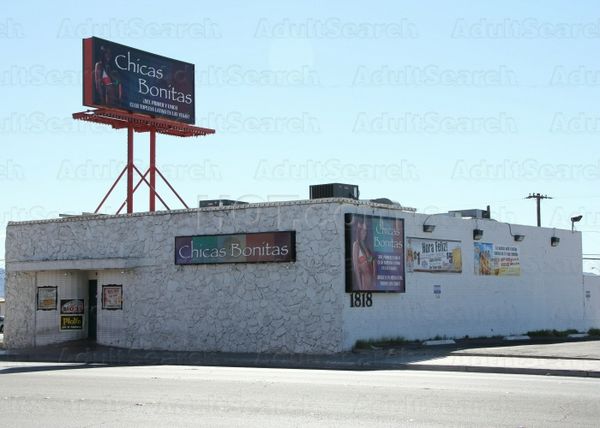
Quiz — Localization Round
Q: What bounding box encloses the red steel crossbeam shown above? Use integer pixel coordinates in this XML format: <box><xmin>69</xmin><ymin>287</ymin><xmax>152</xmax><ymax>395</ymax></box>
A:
<box><xmin>132</xmin><ymin>165</ymin><xmax>171</xmax><ymax>211</ymax></box>
<box><xmin>73</xmin><ymin>108</ymin><xmax>215</xmax><ymax>214</ymax></box>
<box><xmin>94</xmin><ymin>166</ymin><xmax>127</xmax><ymax>214</ymax></box>
<box><xmin>116</xmin><ymin>167</ymin><xmax>171</xmax><ymax>215</ymax></box>
<box><xmin>156</xmin><ymin>168</ymin><xmax>190</xmax><ymax>209</ymax></box>
<box><xmin>116</xmin><ymin>168</ymin><xmax>150</xmax><ymax>215</ymax></box>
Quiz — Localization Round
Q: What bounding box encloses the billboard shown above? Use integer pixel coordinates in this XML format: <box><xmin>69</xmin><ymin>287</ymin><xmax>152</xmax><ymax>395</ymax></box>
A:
<box><xmin>407</xmin><ymin>238</ymin><xmax>462</xmax><ymax>273</ymax></box>
<box><xmin>83</xmin><ymin>37</ymin><xmax>195</xmax><ymax>124</ymax></box>
<box><xmin>345</xmin><ymin>214</ymin><xmax>405</xmax><ymax>293</ymax></box>
<box><xmin>474</xmin><ymin>243</ymin><xmax>521</xmax><ymax>276</ymax></box>
<box><xmin>175</xmin><ymin>231</ymin><xmax>296</xmax><ymax>265</ymax></box>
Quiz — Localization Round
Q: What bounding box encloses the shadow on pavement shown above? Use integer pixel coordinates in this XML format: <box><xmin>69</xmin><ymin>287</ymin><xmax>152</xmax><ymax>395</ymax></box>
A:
<box><xmin>0</xmin><ymin>362</ymin><xmax>103</xmax><ymax>375</ymax></box>
<box><xmin>2</xmin><ymin>338</ymin><xmax>599</xmax><ymax>374</ymax></box>
<box><xmin>0</xmin><ymin>339</ymin><xmax>455</xmax><ymax>371</ymax></box>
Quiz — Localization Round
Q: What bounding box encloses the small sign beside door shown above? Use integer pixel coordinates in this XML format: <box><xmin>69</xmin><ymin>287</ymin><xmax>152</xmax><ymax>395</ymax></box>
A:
<box><xmin>60</xmin><ymin>299</ymin><xmax>84</xmax><ymax>331</ymax></box>
<box><xmin>61</xmin><ymin>316</ymin><xmax>83</xmax><ymax>330</ymax></box>
<box><xmin>102</xmin><ymin>285</ymin><xmax>123</xmax><ymax>310</ymax></box>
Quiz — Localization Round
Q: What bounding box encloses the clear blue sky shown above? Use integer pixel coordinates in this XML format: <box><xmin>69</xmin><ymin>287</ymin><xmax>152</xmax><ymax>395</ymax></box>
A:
<box><xmin>1</xmin><ymin>1</ymin><xmax>599</xmax><ymax>271</ymax></box>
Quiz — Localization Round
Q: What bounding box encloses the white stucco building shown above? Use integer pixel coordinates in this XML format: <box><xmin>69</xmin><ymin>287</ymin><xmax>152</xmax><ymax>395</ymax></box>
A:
<box><xmin>4</xmin><ymin>198</ymin><xmax>599</xmax><ymax>353</ymax></box>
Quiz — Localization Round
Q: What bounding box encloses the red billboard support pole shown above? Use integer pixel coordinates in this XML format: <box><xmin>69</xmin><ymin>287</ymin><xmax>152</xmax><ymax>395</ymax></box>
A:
<box><xmin>73</xmin><ymin>108</ymin><xmax>215</xmax><ymax>215</ymax></box>
<box><xmin>127</xmin><ymin>124</ymin><xmax>134</xmax><ymax>214</ymax></box>
<box><xmin>149</xmin><ymin>127</ymin><xmax>156</xmax><ymax>212</ymax></box>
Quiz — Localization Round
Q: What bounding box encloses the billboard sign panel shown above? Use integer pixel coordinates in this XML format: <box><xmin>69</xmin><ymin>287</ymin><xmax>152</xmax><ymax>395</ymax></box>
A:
<box><xmin>345</xmin><ymin>214</ymin><xmax>405</xmax><ymax>293</ymax></box>
<box><xmin>175</xmin><ymin>231</ymin><xmax>296</xmax><ymax>265</ymax></box>
<box><xmin>474</xmin><ymin>243</ymin><xmax>521</xmax><ymax>276</ymax></box>
<box><xmin>407</xmin><ymin>238</ymin><xmax>462</xmax><ymax>273</ymax></box>
<box><xmin>83</xmin><ymin>37</ymin><xmax>195</xmax><ymax>124</ymax></box>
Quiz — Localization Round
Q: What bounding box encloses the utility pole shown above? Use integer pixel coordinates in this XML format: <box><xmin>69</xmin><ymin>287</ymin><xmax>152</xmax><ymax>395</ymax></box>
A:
<box><xmin>526</xmin><ymin>193</ymin><xmax>552</xmax><ymax>227</ymax></box>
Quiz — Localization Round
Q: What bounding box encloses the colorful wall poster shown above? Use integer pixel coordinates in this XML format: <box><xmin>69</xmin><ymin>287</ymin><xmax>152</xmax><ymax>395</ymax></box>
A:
<box><xmin>407</xmin><ymin>238</ymin><xmax>462</xmax><ymax>273</ymax></box>
<box><xmin>474</xmin><ymin>243</ymin><xmax>520</xmax><ymax>276</ymax></box>
<box><xmin>345</xmin><ymin>214</ymin><xmax>405</xmax><ymax>293</ymax></box>
<box><xmin>493</xmin><ymin>244</ymin><xmax>521</xmax><ymax>276</ymax></box>
<box><xmin>102</xmin><ymin>285</ymin><xmax>123</xmax><ymax>310</ymax></box>
<box><xmin>37</xmin><ymin>286</ymin><xmax>57</xmax><ymax>311</ymax></box>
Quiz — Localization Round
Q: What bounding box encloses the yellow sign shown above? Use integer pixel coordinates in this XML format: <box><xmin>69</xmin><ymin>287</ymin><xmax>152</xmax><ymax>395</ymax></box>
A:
<box><xmin>61</xmin><ymin>315</ymin><xmax>83</xmax><ymax>330</ymax></box>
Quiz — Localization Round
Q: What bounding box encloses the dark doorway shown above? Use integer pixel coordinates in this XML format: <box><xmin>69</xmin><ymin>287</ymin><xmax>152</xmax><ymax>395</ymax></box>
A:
<box><xmin>88</xmin><ymin>280</ymin><xmax>97</xmax><ymax>340</ymax></box>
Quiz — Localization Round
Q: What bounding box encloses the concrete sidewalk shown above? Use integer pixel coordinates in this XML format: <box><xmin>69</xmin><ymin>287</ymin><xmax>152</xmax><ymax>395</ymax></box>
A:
<box><xmin>1</xmin><ymin>339</ymin><xmax>600</xmax><ymax>378</ymax></box>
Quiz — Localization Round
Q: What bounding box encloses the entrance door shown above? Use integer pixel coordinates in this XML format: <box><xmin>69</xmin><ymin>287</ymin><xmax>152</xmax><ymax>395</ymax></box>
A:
<box><xmin>88</xmin><ymin>280</ymin><xmax>97</xmax><ymax>340</ymax></box>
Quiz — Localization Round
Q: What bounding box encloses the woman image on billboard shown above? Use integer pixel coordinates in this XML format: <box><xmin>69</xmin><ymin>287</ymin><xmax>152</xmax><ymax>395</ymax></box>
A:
<box><xmin>94</xmin><ymin>45</ymin><xmax>122</xmax><ymax>106</ymax></box>
<box><xmin>352</xmin><ymin>216</ymin><xmax>376</xmax><ymax>290</ymax></box>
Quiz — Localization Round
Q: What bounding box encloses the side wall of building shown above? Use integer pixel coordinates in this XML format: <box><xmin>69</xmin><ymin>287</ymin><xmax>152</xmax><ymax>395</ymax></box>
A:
<box><xmin>584</xmin><ymin>275</ymin><xmax>600</xmax><ymax>331</ymax></box>
<box><xmin>341</xmin><ymin>207</ymin><xmax>586</xmax><ymax>348</ymax></box>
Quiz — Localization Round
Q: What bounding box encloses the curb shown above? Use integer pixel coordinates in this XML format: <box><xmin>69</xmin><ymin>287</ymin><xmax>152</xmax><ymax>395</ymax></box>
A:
<box><xmin>398</xmin><ymin>364</ymin><xmax>600</xmax><ymax>378</ymax></box>
<box><xmin>453</xmin><ymin>351</ymin><xmax>600</xmax><ymax>362</ymax></box>
<box><xmin>2</xmin><ymin>351</ymin><xmax>600</xmax><ymax>379</ymax></box>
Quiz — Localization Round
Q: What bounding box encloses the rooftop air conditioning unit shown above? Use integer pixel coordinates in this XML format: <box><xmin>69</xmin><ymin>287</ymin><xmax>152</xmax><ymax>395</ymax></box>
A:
<box><xmin>309</xmin><ymin>183</ymin><xmax>359</xmax><ymax>200</ymax></box>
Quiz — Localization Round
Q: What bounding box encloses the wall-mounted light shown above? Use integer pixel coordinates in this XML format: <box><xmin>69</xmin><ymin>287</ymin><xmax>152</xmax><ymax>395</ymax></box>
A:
<box><xmin>551</xmin><ymin>236</ymin><xmax>560</xmax><ymax>247</ymax></box>
<box><xmin>422</xmin><ymin>214</ymin><xmax>437</xmax><ymax>233</ymax></box>
<box><xmin>473</xmin><ymin>228</ymin><xmax>484</xmax><ymax>240</ymax></box>
<box><xmin>507</xmin><ymin>223</ymin><xmax>525</xmax><ymax>242</ymax></box>
<box><xmin>571</xmin><ymin>215</ymin><xmax>583</xmax><ymax>232</ymax></box>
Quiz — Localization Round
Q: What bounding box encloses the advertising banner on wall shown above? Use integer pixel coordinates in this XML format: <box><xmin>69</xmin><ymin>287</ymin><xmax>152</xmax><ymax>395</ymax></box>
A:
<box><xmin>407</xmin><ymin>238</ymin><xmax>462</xmax><ymax>273</ymax></box>
<box><xmin>60</xmin><ymin>299</ymin><xmax>85</xmax><ymax>315</ymax></box>
<box><xmin>60</xmin><ymin>299</ymin><xmax>85</xmax><ymax>331</ymax></box>
<box><xmin>102</xmin><ymin>285</ymin><xmax>123</xmax><ymax>310</ymax></box>
<box><xmin>37</xmin><ymin>286</ymin><xmax>57</xmax><ymax>311</ymax></box>
<box><xmin>474</xmin><ymin>243</ymin><xmax>521</xmax><ymax>276</ymax></box>
<box><xmin>175</xmin><ymin>231</ymin><xmax>296</xmax><ymax>265</ymax></box>
<box><xmin>83</xmin><ymin>37</ymin><xmax>195</xmax><ymax>124</ymax></box>
<box><xmin>61</xmin><ymin>316</ymin><xmax>83</xmax><ymax>330</ymax></box>
<box><xmin>345</xmin><ymin>214</ymin><xmax>405</xmax><ymax>293</ymax></box>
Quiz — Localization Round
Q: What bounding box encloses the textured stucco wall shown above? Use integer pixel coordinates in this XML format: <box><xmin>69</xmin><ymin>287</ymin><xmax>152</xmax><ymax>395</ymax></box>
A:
<box><xmin>6</xmin><ymin>201</ymin><xmax>347</xmax><ymax>353</ymax></box>
<box><xmin>4</xmin><ymin>200</ymin><xmax>591</xmax><ymax>353</ymax></box>
<box><xmin>4</xmin><ymin>271</ymin><xmax>36</xmax><ymax>348</ymax></box>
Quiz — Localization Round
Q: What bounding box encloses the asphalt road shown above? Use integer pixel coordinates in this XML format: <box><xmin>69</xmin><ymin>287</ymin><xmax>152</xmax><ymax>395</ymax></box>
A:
<box><xmin>1</xmin><ymin>363</ymin><xmax>599</xmax><ymax>427</ymax></box>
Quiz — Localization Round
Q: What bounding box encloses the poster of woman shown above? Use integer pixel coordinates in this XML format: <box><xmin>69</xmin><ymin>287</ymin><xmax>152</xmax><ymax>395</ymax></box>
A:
<box><xmin>345</xmin><ymin>214</ymin><xmax>405</xmax><ymax>293</ymax></box>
